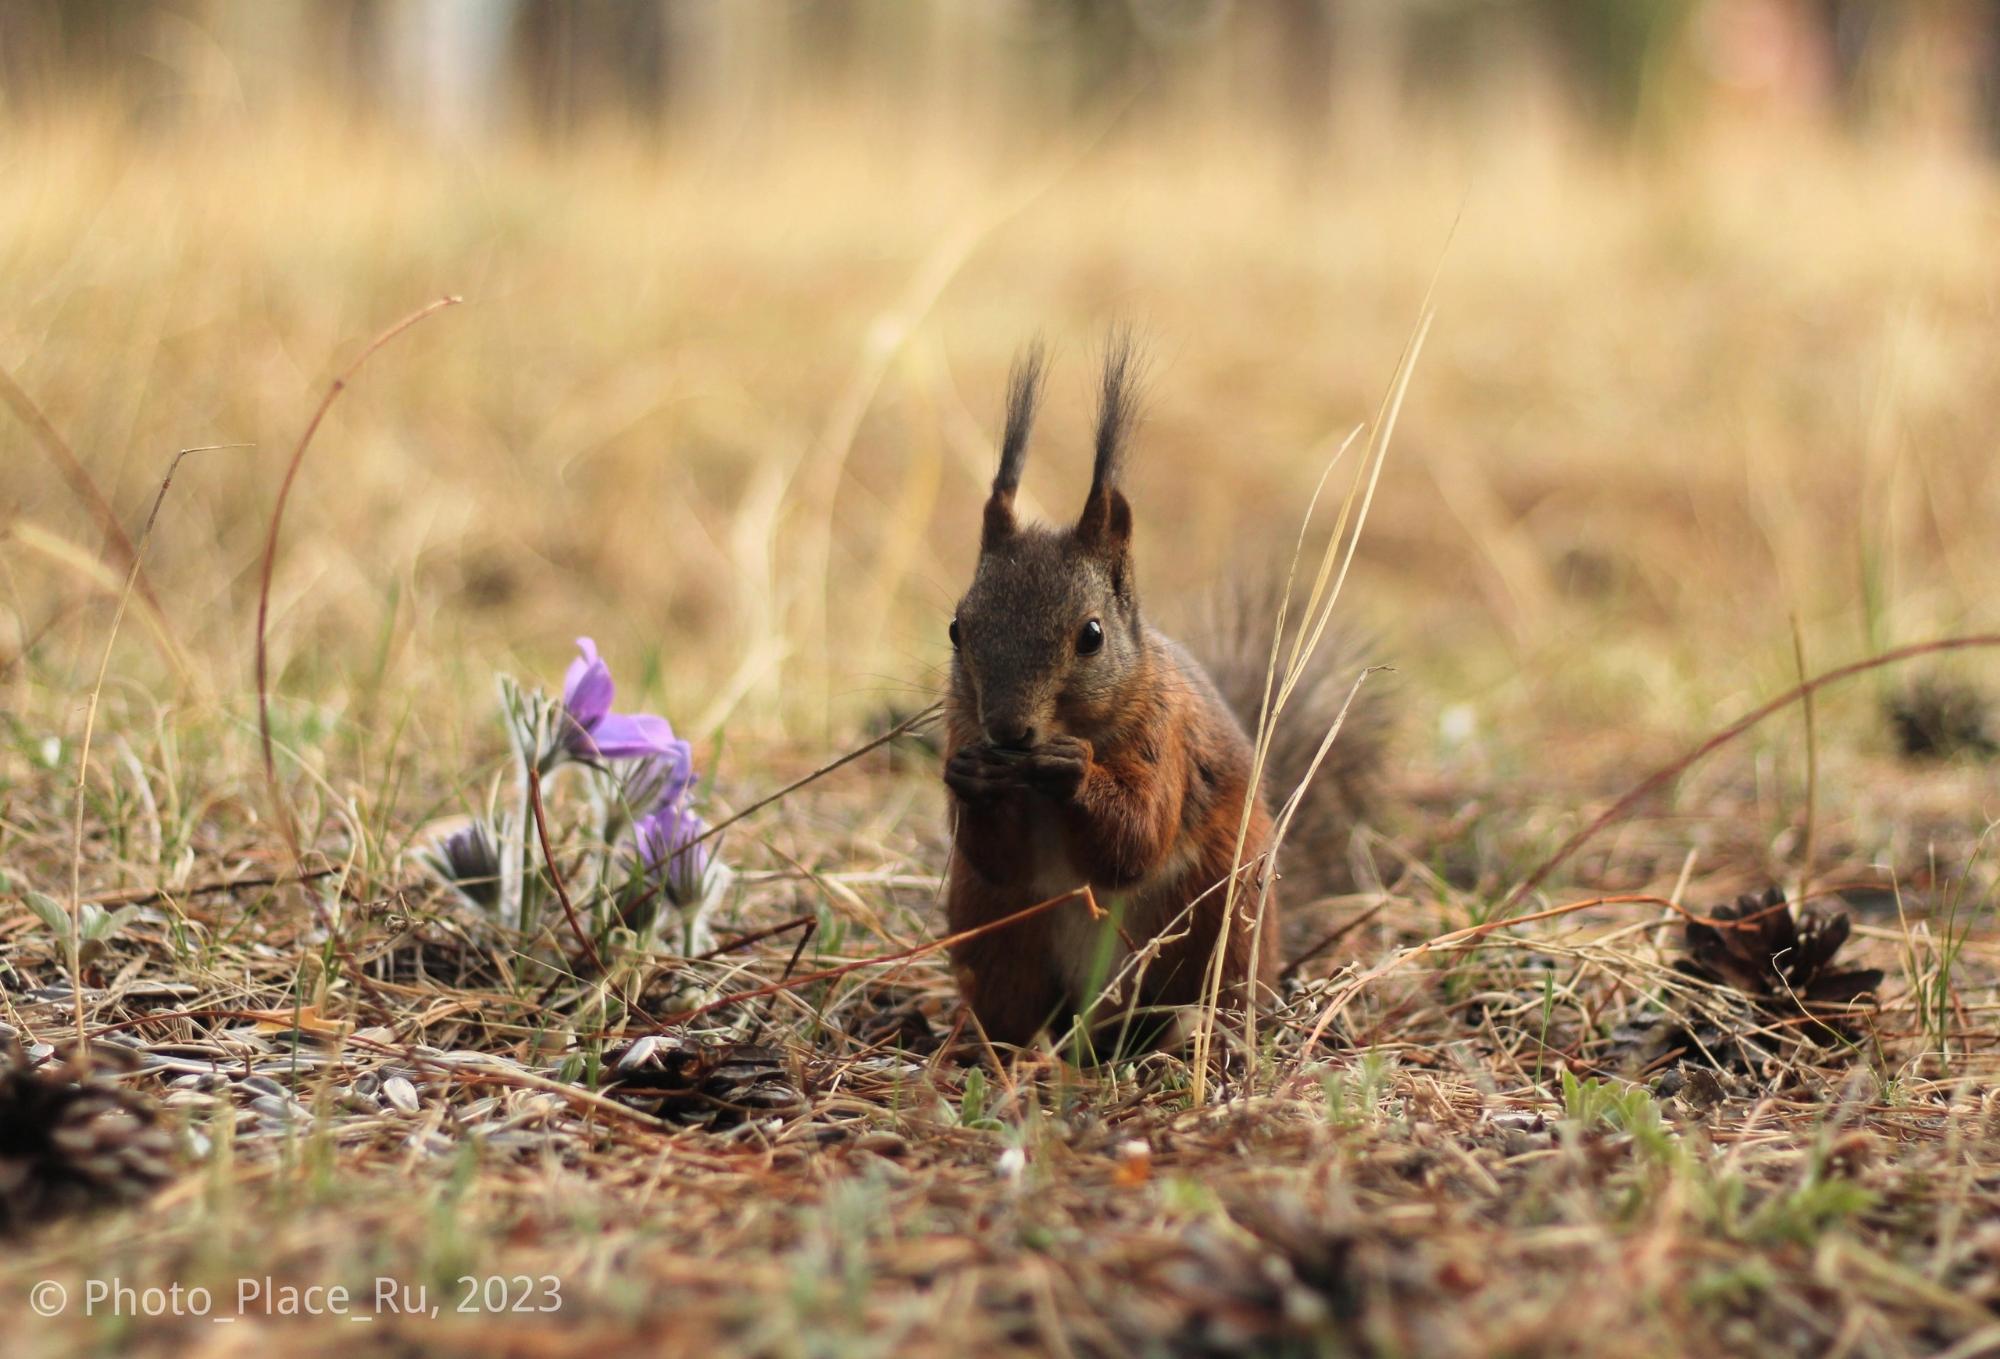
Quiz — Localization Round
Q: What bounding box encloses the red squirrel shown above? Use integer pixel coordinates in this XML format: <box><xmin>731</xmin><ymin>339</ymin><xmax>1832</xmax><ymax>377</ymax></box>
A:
<box><xmin>942</xmin><ymin>340</ymin><xmax>1382</xmax><ymax>1050</ymax></box>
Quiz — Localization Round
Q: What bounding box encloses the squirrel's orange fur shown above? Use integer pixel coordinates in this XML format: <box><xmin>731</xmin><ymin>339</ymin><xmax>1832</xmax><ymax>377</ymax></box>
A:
<box><xmin>942</xmin><ymin>340</ymin><xmax>1288</xmax><ymax>1050</ymax></box>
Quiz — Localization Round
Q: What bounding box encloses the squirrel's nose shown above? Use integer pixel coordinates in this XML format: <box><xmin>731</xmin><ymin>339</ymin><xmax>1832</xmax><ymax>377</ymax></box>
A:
<box><xmin>986</xmin><ymin>721</ymin><xmax>1038</xmax><ymax>751</ymax></box>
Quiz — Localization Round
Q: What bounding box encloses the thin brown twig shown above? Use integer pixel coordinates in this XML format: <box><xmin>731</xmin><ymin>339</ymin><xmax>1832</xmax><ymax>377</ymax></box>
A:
<box><xmin>1500</xmin><ymin>633</ymin><xmax>2000</xmax><ymax>916</ymax></box>
<box><xmin>342</xmin><ymin>1033</ymin><xmax>682</xmax><ymax>1138</ymax></box>
<box><xmin>79</xmin><ymin>866</ymin><xmax>342</xmax><ymax>909</ymax></box>
<box><xmin>1279</xmin><ymin>898</ymin><xmax>1391</xmax><ymax>981</ymax></box>
<box><xmin>693</xmin><ymin>913</ymin><xmax>818</xmax><ymax>961</ymax></box>
<box><xmin>79</xmin><ymin>1007</ymin><xmax>331</xmax><ymax>1041</ymax></box>
<box><xmin>684</xmin><ymin>703</ymin><xmax>941</xmax><ymax>852</ymax></box>
<box><xmin>255</xmin><ymin>297</ymin><xmax>461</xmax><ymax>870</ymax></box>
<box><xmin>526</xmin><ymin>767</ymin><xmax>644</xmax><ymax>1025</ymax></box>
<box><xmin>745</xmin><ymin>919</ymin><xmax>821</xmax><ymax>1046</ymax></box>
<box><xmin>779</xmin><ymin>921</ymin><xmax>819</xmax><ymax>981</ymax></box>
<box><xmin>661</xmin><ymin>885</ymin><xmax>1098</xmax><ymax>1027</ymax></box>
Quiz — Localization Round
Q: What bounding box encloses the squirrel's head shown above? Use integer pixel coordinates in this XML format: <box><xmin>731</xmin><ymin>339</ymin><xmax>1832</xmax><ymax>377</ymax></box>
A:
<box><xmin>949</xmin><ymin>339</ymin><xmax>1145</xmax><ymax>750</ymax></box>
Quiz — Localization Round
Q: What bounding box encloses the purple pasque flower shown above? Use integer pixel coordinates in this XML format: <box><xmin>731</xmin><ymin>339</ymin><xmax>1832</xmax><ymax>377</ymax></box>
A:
<box><xmin>560</xmin><ymin>637</ymin><xmax>689</xmax><ymax>765</ymax></box>
<box><xmin>634</xmin><ymin>802</ymin><xmax>712</xmax><ymax>905</ymax></box>
<box><xmin>424</xmin><ymin>819</ymin><xmax>501</xmax><ymax>910</ymax></box>
<box><xmin>562</xmin><ymin>638</ymin><xmax>615</xmax><ymax>729</ymax></box>
<box><xmin>626</xmin><ymin>745</ymin><xmax>696</xmax><ymax>823</ymax></box>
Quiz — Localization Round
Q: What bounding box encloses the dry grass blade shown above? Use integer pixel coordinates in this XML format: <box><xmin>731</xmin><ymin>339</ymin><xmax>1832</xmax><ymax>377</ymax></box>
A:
<box><xmin>253</xmin><ymin>296</ymin><xmax>461</xmax><ymax>872</ymax></box>
<box><xmin>1190</xmin><ymin>304</ymin><xmax>1436</xmax><ymax>1099</ymax></box>
<box><xmin>1278</xmin><ymin>898</ymin><xmax>1390</xmax><ymax>982</ymax></box>
<box><xmin>64</xmin><ymin>444</ymin><xmax>234</xmax><ymax>1053</ymax></box>
<box><xmin>79</xmin><ymin>867</ymin><xmax>340</xmax><ymax>909</ymax></box>
<box><xmin>1241</xmin><ymin>663</ymin><xmax>1387</xmax><ymax>1006</ymax></box>
<box><xmin>1293</xmin><ymin>893</ymin><xmax>1684</xmax><ymax>1054</ymax></box>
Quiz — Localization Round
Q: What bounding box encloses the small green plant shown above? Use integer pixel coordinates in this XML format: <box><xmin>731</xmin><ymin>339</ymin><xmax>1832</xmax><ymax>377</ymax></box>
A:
<box><xmin>1687</xmin><ymin>1258</ymin><xmax>1777</xmax><ymax>1311</ymax></box>
<box><xmin>1900</xmin><ymin>837</ymin><xmax>1994</xmax><ymax>1074</ymax></box>
<box><xmin>1323</xmin><ymin>1051</ymin><xmax>1392</xmax><ymax>1128</ymax></box>
<box><xmin>1559</xmin><ymin>1069</ymin><xmax>1669</xmax><ymax>1155</ymax></box>
<box><xmin>420</xmin><ymin>1140</ymin><xmax>484</xmax><ymax>1290</ymax></box>
<box><xmin>1559</xmin><ymin>1068</ymin><xmax>1618</xmax><ymax>1128</ymax></box>
<box><xmin>785</xmin><ymin>1177</ymin><xmax>886</xmax><ymax>1329</ymax></box>
<box><xmin>1749</xmin><ymin>1173</ymin><xmax>1877</xmax><ymax>1246</ymax></box>
<box><xmin>1160</xmin><ymin>1176</ymin><xmax>1222</xmax><ymax>1217</ymax></box>
<box><xmin>23</xmin><ymin>889</ymin><xmax>141</xmax><ymax>967</ymax></box>
<box><xmin>958</xmin><ymin>1067</ymin><xmax>1002</xmax><ymax>1132</ymax></box>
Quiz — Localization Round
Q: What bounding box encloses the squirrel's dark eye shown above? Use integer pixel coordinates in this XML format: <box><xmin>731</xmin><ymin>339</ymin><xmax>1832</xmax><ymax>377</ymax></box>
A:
<box><xmin>1077</xmin><ymin>618</ymin><xmax>1104</xmax><ymax>656</ymax></box>
<box><xmin>949</xmin><ymin>618</ymin><xmax>962</xmax><ymax>650</ymax></box>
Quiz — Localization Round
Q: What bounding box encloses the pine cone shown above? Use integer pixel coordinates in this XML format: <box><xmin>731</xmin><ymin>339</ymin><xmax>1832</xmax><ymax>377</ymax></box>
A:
<box><xmin>851</xmin><ymin>986</ymin><xmax>943</xmax><ymax>1054</ymax></box>
<box><xmin>599</xmin><ymin>1034</ymin><xmax>807</xmax><ymax>1129</ymax></box>
<box><xmin>0</xmin><ymin>1041</ymin><xmax>175</xmax><ymax>1233</ymax></box>
<box><xmin>1887</xmin><ymin>679</ymin><xmax>1997</xmax><ymax>761</ymax></box>
<box><xmin>1679</xmin><ymin>887</ymin><xmax>1884</xmax><ymax>1011</ymax></box>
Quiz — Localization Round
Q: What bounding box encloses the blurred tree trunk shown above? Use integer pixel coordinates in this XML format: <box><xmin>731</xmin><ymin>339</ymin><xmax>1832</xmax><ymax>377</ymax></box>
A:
<box><xmin>1273</xmin><ymin>0</ymin><xmax>1337</xmax><ymax>158</ymax></box>
<box><xmin>510</xmin><ymin>0</ymin><xmax>672</xmax><ymax>135</ymax></box>
<box><xmin>307</xmin><ymin>0</ymin><xmax>389</xmax><ymax>107</ymax></box>
<box><xmin>1982</xmin><ymin>0</ymin><xmax>2000</xmax><ymax>151</ymax></box>
<box><xmin>0</xmin><ymin>0</ymin><xmax>143</xmax><ymax>110</ymax></box>
<box><xmin>1531</xmin><ymin>0</ymin><xmax>1699</xmax><ymax>138</ymax></box>
<box><xmin>1813</xmin><ymin>0</ymin><xmax>1878</xmax><ymax>123</ymax></box>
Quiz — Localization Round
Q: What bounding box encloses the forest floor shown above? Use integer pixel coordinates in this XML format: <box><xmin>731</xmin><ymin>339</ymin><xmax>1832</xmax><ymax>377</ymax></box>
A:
<box><xmin>3</xmin><ymin>109</ymin><xmax>1999</xmax><ymax>1357</ymax></box>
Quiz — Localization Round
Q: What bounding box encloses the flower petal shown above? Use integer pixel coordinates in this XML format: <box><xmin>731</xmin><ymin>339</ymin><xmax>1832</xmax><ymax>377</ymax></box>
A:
<box><xmin>636</xmin><ymin>804</ymin><xmax>711</xmax><ymax>888</ymax></box>
<box><xmin>424</xmin><ymin>820</ymin><xmax>501</xmax><ymax>910</ymax></box>
<box><xmin>631</xmin><ymin>744</ymin><xmax>696</xmax><ymax>811</ymax></box>
<box><xmin>561</xmin><ymin>637</ymin><xmax>614</xmax><ymax>728</ymax></box>
<box><xmin>586</xmin><ymin>712</ymin><xmax>683</xmax><ymax>761</ymax></box>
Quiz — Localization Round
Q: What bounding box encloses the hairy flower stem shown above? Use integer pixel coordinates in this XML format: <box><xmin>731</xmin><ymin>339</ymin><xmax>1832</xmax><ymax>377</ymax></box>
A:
<box><xmin>500</xmin><ymin>758</ymin><xmax>530</xmax><ymax>933</ymax></box>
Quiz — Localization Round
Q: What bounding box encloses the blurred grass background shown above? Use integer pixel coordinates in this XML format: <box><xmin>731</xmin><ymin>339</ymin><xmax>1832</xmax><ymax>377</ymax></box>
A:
<box><xmin>2</xmin><ymin>0</ymin><xmax>1997</xmax><ymax>776</ymax></box>
<box><xmin>4</xmin><ymin>17</ymin><xmax>1997</xmax><ymax>1353</ymax></box>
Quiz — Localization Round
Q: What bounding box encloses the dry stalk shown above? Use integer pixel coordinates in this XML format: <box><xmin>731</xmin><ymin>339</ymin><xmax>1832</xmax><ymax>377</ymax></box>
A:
<box><xmin>255</xmin><ymin>297</ymin><xmax>461</xmax><ymax>881</ymax></box>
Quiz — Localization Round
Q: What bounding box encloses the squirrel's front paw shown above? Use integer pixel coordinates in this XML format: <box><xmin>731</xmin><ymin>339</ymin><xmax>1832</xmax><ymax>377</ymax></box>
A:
<box><xmin>944</xmin><ymin>745</ymin><xmax>1026</xmax><ymax>803</ymax></box>
<box><xmin>1015</xmin><ymin>735</ymin><xmax>1090</xmax><ymax>795</ymax></box>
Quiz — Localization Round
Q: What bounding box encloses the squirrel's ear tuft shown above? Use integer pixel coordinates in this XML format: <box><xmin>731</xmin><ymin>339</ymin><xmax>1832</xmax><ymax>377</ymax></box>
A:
<box><xmin>983</xmin><ymin>341</ymin><xmax>1045</xmax><ymax>551</ymax></box>
<box><xmin>1076</xmin><ymin>329</ymin><xmax>1140</xmax><ymax>557</ymax></box>
<box><xmin>981</xmin><ymin>490</ymin><xmax>1016</xmax><ymax>550</ymax></box>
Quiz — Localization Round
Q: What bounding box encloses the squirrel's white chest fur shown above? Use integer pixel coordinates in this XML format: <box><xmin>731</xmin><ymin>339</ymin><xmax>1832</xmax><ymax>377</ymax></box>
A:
<box><xmin>1023</xmin><ymin>803</ymin><xmax>1199</xmax><ymax>1002</ymax></box>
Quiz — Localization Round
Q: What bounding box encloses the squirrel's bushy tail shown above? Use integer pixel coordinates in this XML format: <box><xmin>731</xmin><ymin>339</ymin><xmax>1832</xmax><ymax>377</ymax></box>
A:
<box><xmin>1183</xmin><ymin>575</ymin><xmax>1389</xmax><ymax>902</ymax></box>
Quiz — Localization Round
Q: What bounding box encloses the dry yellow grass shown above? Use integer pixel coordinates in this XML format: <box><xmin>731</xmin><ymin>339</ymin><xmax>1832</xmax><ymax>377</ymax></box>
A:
<box><xmin>2</xmin><ymin>93</ymin><xmax>1999</xmax><ymax>1357</ymax></box>
<box><xmin>4</xmin><ymin>106</ymin><xmax>1995</xmax><ymax>733</ymax></box>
